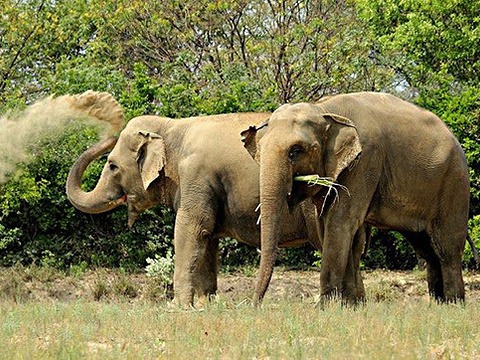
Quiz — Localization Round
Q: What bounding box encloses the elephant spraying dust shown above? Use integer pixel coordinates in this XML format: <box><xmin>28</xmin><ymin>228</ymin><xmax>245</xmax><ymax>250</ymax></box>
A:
<box><xmin>65</xmin><ymin>91</ymin><xmax>325</xmax><ymax>307</ymax></box>
<box><xmin>242</xmin><ymin>92</ymin><xmax>471</xmax><ymax>304</ymax></box>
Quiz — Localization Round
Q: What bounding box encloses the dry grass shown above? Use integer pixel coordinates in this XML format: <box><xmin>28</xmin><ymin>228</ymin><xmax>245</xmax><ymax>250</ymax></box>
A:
<box><xmin>1</xmin><ymin>267</ymin><xmax>480</xmax><ymax>359</ymax></box>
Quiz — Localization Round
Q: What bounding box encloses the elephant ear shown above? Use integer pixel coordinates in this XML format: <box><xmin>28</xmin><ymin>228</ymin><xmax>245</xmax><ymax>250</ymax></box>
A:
<box><xmin>322</xmin><ymin>113</ymin><xmax>362</xmax><ymax>181</ymax></box>
<box><xmin>240</xmin><ymin>118</ymin><xmax>269</xmax><ymax>160</ymax></box>
<box><xmin>135</xmin><ymin>130</ymin><xmax>166</xmax><ymax>190</ymax></box>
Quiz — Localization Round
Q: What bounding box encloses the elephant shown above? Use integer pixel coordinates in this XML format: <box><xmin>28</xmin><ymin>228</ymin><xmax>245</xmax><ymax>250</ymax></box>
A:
<box><xmin>66</xmin><ymin>92</ymin><xmax>325</xmax><ymax>307</ymax></box>
<box><xmin>241</xmin><ymin>91</ymin><xmax>470</xmax><ymax>304</ymax></box>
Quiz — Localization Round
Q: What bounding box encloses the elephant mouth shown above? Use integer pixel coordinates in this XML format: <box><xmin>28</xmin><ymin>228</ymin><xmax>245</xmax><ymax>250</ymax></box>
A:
<box><xmin>109</xmin><ymin>193</ymin><xmax>128</xmax><ymax>206</ymax></box>
<box><xmin>127</xmin><ymin>201</ymin><xmax>140</xmax><ymax>228</ymax></box>
<box><xmin>288</xmin><ymin>174</ymin><xmax>323</xmax><ymax>209</ymax></box>
<box><xmin>123</xmin><ymin>194</ymin><xmax>145</xmax><ymax>228</ymax></box>
<box><xmin>117</xmin><ymin>192</ymin><xmax>154</xmax><ymax>228</ymax></box>
<box><xmin>107</xmin><ymin>191</ymin><xmax>138</xmax><ymax>228</ymax></box>
<box><xmin>106</xmin><ymin>192</ymin><xmax>135</xmax><ymax>225</ymax></box>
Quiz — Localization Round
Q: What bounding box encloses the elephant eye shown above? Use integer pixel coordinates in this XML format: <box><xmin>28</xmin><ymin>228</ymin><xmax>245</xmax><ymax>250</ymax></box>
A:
<box><xmin>109</xmin><ymin>163</ymin><xmax>118</xmax><ymax>171</ymax></box>
<box><xmin>288</xmin><ymin>145</ymin><xmax>305</xmax><ymax>161</ymax></box>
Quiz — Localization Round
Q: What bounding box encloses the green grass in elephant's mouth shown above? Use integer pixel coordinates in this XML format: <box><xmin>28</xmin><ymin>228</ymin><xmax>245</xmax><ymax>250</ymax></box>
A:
<box><xmin>294</xmin><ymin>174</ymin><xmax>340</xmax><ymax>187</ymax></box>
<box><xmin>286</xmin><ymin>174</ymin><xmax>322</xmax><ymax>209</ymax></box>
<box><xmin>292</xmin><ymin>174</ymin><xmax>349</xmax><ymax>213</ymax></box>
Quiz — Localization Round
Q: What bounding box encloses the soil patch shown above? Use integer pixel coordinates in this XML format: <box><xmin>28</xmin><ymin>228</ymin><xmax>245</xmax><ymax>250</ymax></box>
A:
<box><xmin>1</xmin><ymin>266</ymin><xmax>479</xmax><ymax>304</ymax></box>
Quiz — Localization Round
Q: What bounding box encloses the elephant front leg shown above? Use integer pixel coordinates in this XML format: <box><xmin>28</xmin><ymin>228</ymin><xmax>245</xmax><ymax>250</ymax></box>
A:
<box><xmin>320</xmin><ymin>221</ymin><xmax>358</xmax><ymax>304</ymax></box>
<box><xmin>341</xmin><ymin>249</ymin><xmax>365</xmax><ymax>304</ymax></box>
<box><xmin>173</xmin><ymin>209</ymin><xmax>215</xmax><ymax>308</ymax></box>
<box><xmin>173</xmin><ymin>207</ymin><xmax>219</xmax><ymax>308</ymax></box>
<box><xmin>194</xmin><ymin>237</ymin><xmax>219</xmax><ymax>307</ymax></box>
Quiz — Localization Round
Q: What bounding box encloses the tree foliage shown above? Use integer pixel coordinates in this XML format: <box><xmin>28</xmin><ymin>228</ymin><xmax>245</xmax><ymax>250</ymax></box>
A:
<box><xmin>95</xmin><ymin>0</ymin><xmax>394</xmax><ymax>104</ymax></box>
<box><xmin>0</xmin><ymin>0</ymin><xmax>479</xmax><ymax>270</ymax></box>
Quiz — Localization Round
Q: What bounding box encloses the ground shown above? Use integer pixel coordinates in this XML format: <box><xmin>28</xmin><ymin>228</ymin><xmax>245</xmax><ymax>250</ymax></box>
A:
<box><xmin>2</xmin><ymin>266</ymin><xmax>480</xmax><ymax>304</ymax></box>
<box><xmin>2</xmin><ymin>267</ymin><xmax>480</xmax><ymax>358</ymax></box>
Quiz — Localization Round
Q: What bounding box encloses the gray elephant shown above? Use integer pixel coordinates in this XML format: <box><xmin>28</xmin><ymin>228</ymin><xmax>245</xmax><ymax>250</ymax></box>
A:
<box><xmin>242</xmin><ymin>92</ymin><xmax>470</xmax><ymax>304</ymax></box>
<box><xmin>66</xmin><ymin>92</ymin><xmax>324</xmax><ymax>307</ymax></box>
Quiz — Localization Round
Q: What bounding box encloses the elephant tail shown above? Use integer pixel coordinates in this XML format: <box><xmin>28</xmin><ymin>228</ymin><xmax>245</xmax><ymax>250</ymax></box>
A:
<box><xmin>64</xmin><ymin>90</ymin><xmax>124</xmax><ymax>134</ymax></box>
<box><xmin>467</xmin><ymin>234</ymin><xmax>479</xmax><ymax>267</ymax></box>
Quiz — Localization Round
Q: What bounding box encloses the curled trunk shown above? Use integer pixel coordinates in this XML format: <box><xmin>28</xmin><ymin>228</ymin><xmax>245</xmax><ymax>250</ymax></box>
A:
<box><xmin>66</xmin><ymin>136</ymin><xmax>122</xmax><ymax>213</ymax></box>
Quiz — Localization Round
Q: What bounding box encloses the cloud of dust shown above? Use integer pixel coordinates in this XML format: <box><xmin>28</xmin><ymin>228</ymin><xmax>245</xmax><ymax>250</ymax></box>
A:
<box><xmin>0</xmin><ymin>90</ymin><xmax>124</xmax><ymax>184</ymax></box>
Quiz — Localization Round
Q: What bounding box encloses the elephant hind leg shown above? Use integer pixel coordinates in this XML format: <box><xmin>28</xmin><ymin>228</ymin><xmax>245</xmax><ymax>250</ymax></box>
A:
<box><xmin>439</xmin><ymin>263</ymin><xmax>464</xmax><ymax>303</ymax></box>
<box><xmin>428</xmin><ymin>227</ymin><xmax>466</xmax><ymax>303</ymax></box>
<box><xmin>403</xmin><ymin>231</ymin><xmax>444</xmax><ymax>301</ymax></box>
<box><xmin>428</xmin><ymin>166</ymin><xmax>468</xmax><ymax>302</ymax></box>
<box><xmin>352</xmin><ymin>226</ymin><xmax>367</xmax><ymax>300</ymax></box>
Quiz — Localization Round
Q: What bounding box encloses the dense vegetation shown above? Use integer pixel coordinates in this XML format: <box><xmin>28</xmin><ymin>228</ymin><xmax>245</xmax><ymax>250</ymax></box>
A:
<box><xmin>0</xmin><ymin>0</ymin><xmax>479</xmax><ymax>270</ymax></box>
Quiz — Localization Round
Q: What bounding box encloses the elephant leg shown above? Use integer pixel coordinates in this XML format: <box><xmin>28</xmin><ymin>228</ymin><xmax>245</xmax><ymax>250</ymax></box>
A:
<box><xmin>194</xmin><ymin>237</ymin><xmax>219</xmax><ymax>307</ymax></box>
<box><xmin>428</xmin><ymin>227</ymin><xmax>465</xmax><ymax>303</ymax></box>
<box><xmin>320</xmin><ymin>220</ymin><xmax>358</xmax><ymax>303</ymax></box>
<box><xmin>173</xmin><ymin>208</ymin><xmax>216</xmax><ymax>308</ymax></box>
<box><xmin>340</xmin><ymin>227</ymin><xmax>366</xmax><ymax>303</ymax></box>
<box><xmin>341</xmin><ymin>249</ymin><xmax>358</xmax><ymax>302</ymax></box>
<box><xmin>427</xmin><ymin>171</ymin><xmax>468</xmax><ymax>303</ymax></box>
<box><xmin>403</xmin><ymin>231</ymin><xmax>444</xmax><ymax>301</ymax></box>
<box><xmin>352</xmin><ymin>226</ymin><xmax>366</xmax><ymax>300</ymax></box>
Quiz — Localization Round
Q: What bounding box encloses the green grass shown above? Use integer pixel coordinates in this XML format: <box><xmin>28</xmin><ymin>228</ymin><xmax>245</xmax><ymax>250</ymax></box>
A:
<box><xmin>1</xmin><ymin>267</ymin><xmax>480</xmax><ymax>359</ymax></box>
<box><xmin>0</xmin><ymin>297</ymin><xmax>479</xmax><ymax>358</ymax></box>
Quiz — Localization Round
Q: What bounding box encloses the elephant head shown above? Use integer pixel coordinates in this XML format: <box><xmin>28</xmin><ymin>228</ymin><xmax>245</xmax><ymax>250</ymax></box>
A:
<box><xmin>241</xmin><ymin>102</ymin><xmax>362</xmax><ymax>303</ymax></box>
<box><xmin>66</xmin><ymin>117</ymin><xmax>168</xmax><ymax>227</ymax></box>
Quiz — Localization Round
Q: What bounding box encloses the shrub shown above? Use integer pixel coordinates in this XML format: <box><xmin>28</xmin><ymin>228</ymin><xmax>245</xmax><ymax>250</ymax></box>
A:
<box><xmin>363</xmin><ymin>230</ymin><xmax>418</xmax><ymax>270</ymax></box>
<box><xmin>465</xmin><ymin>215</ymin><xmax>480</xmax><ymax>268</ymax></box>
<box><xmin>0</xmin><ymin>123</ymin><xmax>175</xmax><ymax>270</ymax></box>
<box><xmin>145</xmin><ymin>250</ymin><xmax>175</xmax><ymax>286</ymax></box>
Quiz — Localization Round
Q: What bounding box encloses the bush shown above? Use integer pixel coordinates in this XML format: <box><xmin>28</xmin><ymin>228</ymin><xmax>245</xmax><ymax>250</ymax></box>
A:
<box><xmin>363</xmin><ymin>230</ymin><xmax>418</xmax><ymax>270</ymax></box>
<box><xmin>0</xmin><ymin>123</ymin><xmax>175</xmax><ymax>270</ymax></box>
<box><xmin>145</xmin><ymin>250</ymin><xmax>175</xmax><ymax>285</ymax></box>
<box><xmin>465</xmin><ymin>215</ymin><xmax>480</xmax><ymax>268</ymax></box>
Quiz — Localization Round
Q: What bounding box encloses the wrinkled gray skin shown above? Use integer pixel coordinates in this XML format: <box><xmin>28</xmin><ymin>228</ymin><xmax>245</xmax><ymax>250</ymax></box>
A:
<box><xmin>67</xmin><ymin>113</ymin><xmax>324</xmax><ymax>307</ymax></box>
<box><xmin>243</xmin><ymin>92</ymin><xmax>470</xmax><ymax>304</ymax></box>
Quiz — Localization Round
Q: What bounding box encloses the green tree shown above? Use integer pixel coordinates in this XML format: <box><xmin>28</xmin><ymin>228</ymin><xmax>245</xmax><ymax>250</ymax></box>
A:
<box><xmin>7</xmin><ymin>0</ymin><xmax>464</xmax><ymax>270</ymax></box>
<box><xmin>91</xmin><ymin>0</ymin><xmax>394</xmax><ymax>106</ymax></box>
<box><xmin>0</xmin><ymin>0</ymin><xmax>107</xmax><ymax>109</ymax></box>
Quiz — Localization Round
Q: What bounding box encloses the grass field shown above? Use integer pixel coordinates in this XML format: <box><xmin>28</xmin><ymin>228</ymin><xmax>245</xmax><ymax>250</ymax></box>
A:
<box><xmin>1</xmin><ymin>266</ymin><xmax>480</xmax><ymax>359</ymax></box>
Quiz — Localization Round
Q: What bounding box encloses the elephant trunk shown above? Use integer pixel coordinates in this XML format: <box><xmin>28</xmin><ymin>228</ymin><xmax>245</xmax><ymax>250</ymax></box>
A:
<box><xmin>66</xmin><ymin>136</ymin><xmax>123</xmax><ymax>214</ymax></box>
<box><xmin>255</xmin><ymin>153</ymin><xmax>292</xmax><ymax>304</ymax></box>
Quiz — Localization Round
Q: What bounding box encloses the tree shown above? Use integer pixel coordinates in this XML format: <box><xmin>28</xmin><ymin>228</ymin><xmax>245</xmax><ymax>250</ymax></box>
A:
<box><xmin>91</xmin><ymin>0</ymin><xmax>394</xmax><ymax>106</ymax></box>
<box><xmin>0</xmin><ymin>0</ymin><xmax>108</xmax><ymax>109</ymax></box>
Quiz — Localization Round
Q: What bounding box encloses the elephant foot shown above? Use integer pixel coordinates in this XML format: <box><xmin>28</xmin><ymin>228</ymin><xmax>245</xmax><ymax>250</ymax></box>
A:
<box><xmin>315</xmin><ymin>288</ymin><xmax>341</xmax><ymax>309</ymax></box>
<box><xmin>168</xmin><ymin>298</ymin><xmax>210</xmax><ymax>312</ymax></box>
<box><xmin>315</xmin><ymin>289</ymin><xmax>365</xmax><ymax>309</ymax></box>
<box><xmin>171</xmin><ymin>292</ymin><xmax>195</xmax><ymax>310</ymax></box>
<box><xmin>432</xmin><ymin>293</ymin><xmax>465</xmax><ymax>305</ymax></box>
<box><xmin>165</xmin><ymin>299</ymin><xmax>187</xmax><ymax>312</ymax></box>
<box><xmin>196</xmin><ymin>293</ymin><xmax>218</xmax><ymax>308</ymax></box>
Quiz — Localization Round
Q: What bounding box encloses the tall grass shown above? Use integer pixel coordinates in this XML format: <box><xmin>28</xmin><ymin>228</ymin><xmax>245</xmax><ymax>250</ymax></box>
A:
<box><xmin>1</xmin><ymin>297</ymin><xmax>479</xmax><ymax>359</ymax></box>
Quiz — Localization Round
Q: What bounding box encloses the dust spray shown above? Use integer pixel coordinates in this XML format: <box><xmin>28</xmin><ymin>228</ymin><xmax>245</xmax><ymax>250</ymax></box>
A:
<box><xmin>0</xmin><ymin>91</ymin><xmax>124</xmax><ymax>183</ymax></box>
